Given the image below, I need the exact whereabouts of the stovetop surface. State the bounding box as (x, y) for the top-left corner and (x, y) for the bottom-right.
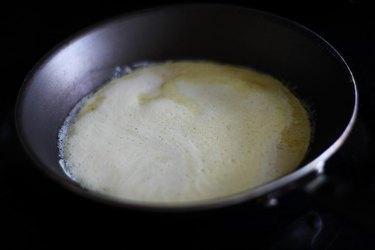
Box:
(2, 1), (375, 249)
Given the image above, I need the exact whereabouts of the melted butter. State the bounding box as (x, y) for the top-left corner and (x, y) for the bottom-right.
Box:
(60, 61), (311, 204)
(137, 62), (280, 115)
(75, 93), (106, 119)
(138, 77), (201, 115)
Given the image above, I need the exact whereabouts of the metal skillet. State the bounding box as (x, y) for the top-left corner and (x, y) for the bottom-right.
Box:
(16, 5), (357, 214)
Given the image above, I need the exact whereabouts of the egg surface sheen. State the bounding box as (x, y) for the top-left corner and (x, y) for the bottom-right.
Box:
(60, 61), (310, 204)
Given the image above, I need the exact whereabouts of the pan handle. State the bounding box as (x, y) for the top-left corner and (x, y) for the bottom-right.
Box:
(305, 165), (375, 234)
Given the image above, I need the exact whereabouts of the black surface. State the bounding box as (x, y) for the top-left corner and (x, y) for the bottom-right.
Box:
(2, 1), (375, 249)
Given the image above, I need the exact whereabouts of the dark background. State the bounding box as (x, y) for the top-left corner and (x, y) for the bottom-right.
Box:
(2, 1), (375, 249)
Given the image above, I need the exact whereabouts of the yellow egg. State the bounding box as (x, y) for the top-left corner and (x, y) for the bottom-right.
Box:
(59, 61), (311, 204)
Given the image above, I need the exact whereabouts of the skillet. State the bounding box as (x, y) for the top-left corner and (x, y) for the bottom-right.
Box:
(16, 4), (357, 213)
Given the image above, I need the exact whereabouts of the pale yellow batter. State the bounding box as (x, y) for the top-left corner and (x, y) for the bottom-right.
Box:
(60, 61), (310, 203)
